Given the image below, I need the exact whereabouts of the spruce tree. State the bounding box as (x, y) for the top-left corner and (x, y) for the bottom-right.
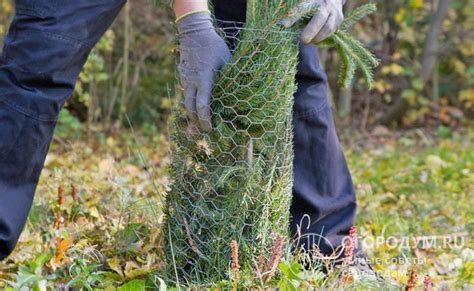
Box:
(163, 0), (377, 286)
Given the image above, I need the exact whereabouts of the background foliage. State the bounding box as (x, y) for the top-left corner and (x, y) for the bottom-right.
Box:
(1, 0), (473, 132)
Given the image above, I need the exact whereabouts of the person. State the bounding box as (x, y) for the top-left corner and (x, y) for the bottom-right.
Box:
(0, 0), (365, 273)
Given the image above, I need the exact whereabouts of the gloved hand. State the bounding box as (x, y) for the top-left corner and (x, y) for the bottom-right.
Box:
(177, 12), (232, 131)
(280, 0), (346, 44)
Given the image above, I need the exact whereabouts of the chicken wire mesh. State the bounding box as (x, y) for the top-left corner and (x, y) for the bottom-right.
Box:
(164, 21), (300, 285)
(158, 0), (380, 286)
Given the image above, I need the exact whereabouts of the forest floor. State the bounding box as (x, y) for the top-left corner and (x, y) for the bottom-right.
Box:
(0, 126), (472, 290)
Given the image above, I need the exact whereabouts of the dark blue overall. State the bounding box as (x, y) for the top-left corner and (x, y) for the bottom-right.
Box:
(0, 0), (357, 260)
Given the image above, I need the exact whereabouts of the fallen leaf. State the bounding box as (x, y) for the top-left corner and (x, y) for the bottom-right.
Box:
(99, 158), (116, 176)
(107, 257), (124, 278)
(118, 279), (145, 291)
(426, 155), (447, 169)
(54, 238), (73, 263)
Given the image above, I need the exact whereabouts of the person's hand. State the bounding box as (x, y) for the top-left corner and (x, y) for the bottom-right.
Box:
(177, 12), (231, 131)
(280, 0), (346, 44)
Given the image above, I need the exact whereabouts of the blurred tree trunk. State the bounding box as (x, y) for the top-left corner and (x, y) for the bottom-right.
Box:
(380, 0), (451, 125)
(384, 1), (402, 55)
(87, 81), (97, 144)
(119, 1), (131, 125)
(337, 0), (356, 119)
(338, 84), (353, 118)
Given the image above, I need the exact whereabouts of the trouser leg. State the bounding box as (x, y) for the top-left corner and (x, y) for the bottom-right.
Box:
(0, 0), (126, 260)
(290, 43), (357, 255)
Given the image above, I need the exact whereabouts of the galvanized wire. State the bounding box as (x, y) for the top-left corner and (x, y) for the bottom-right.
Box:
(164, 23), (299, 285)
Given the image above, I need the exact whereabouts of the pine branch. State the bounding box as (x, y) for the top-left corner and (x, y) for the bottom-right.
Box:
(282, 2), (320, 25)
(318, 3), (379, 88)
(340, 3), (377, 31)
(333, 34), (357, 88)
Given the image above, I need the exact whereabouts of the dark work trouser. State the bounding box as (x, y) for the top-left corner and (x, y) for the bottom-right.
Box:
(0, 0), (356, 260)
(0, 0), (126, 260)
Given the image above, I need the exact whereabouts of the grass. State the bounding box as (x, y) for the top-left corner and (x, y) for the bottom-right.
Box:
(346, 127), (474, 289)
(0, 126), (472, 289)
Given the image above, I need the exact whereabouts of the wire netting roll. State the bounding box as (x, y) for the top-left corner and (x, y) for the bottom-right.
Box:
(164, 1), (300, 285)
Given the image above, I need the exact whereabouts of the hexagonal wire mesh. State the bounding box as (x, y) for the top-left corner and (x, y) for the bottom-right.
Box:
(164, 1), (302, 286)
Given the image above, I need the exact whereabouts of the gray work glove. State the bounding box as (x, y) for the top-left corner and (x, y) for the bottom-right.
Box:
(177, 12), (231, 131)
(280, 0), (346, 44)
